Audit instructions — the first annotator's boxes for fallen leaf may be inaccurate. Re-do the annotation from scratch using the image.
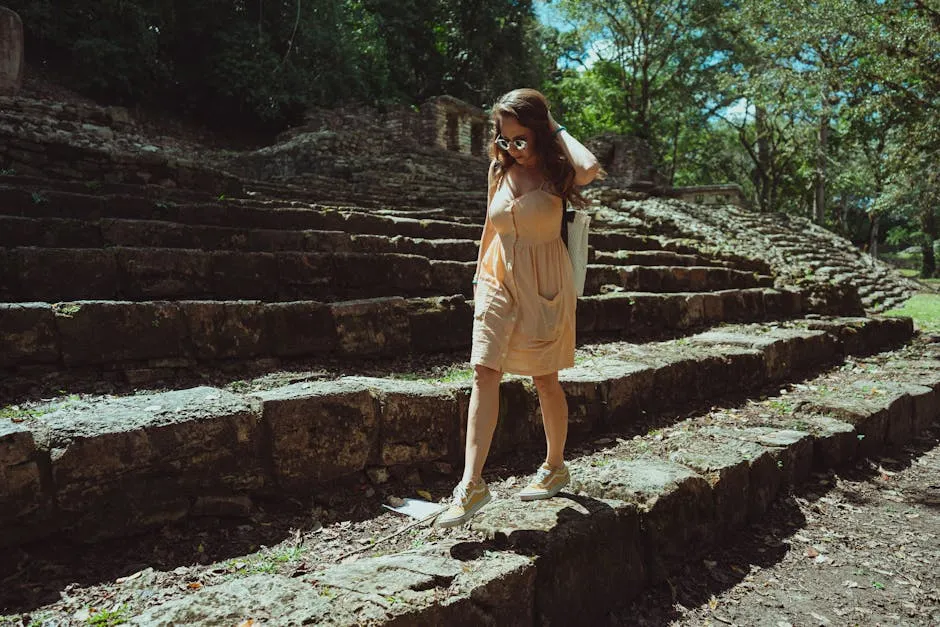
[805,547,820,558]
[187,582,202,590]
[237,620,255,627]
[417,490,433,501]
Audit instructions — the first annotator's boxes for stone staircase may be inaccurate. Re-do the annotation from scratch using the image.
[0,97,933,625]
[592,193,919,314]
[1,175,801,401]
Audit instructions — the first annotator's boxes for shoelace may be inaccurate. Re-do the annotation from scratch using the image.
[451,482,470,505]
[532,466,554,484]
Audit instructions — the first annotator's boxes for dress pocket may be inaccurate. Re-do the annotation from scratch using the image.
[531,291,566,341]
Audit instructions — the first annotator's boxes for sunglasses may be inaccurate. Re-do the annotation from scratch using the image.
[495,135,528,151]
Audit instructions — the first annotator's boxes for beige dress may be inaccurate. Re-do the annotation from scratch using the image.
[470,175,577,376]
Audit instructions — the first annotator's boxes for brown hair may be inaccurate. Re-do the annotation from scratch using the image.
[488,88,585,208]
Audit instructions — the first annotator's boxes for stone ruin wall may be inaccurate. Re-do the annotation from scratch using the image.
[585,132,663,192]
[0,6,23,96]
[671,184,749,208]
[0,96,241,194]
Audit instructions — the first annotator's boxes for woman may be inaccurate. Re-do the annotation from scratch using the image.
[437,88,601,528]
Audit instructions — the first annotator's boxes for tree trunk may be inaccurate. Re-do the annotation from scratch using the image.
[813,111,829,224]
[756,106,771,212]
[869,212,880,259]
[922,209,937,278]
[668,118,680,186]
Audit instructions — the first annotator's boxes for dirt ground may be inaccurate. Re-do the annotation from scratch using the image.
[616,426,940,627]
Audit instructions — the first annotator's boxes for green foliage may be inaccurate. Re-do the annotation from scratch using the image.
[9,0,548,130]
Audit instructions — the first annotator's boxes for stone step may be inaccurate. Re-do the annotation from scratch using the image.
[0,247,471,302]
[0,216,480,260]
[0,186,484,240]
[0,287,807,385]
[585,264,773,293]
[593,249,730,268]
[109,333,938,627]
[0,315,916,549]
[0,244,776,303]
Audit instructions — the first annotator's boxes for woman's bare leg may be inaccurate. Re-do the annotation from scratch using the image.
[461,365,503,484]
[532,372,568,467]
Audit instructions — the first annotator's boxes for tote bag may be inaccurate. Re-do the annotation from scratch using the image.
[561,200,590,297]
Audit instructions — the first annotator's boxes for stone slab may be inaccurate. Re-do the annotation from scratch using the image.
[57,301,187,366]
[345,377,459,466]
[4,248,119,301]
[570,458,714,581]
[0,7,23,96]
[184,301,270,360]
[252,380,379,490]
[0,420,45,544]
[472,495,645,626]
[330,297,411,357]
[0,302,59,367]
[31,387,263,540]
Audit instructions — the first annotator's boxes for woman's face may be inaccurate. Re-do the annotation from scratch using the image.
[496,113,537,168]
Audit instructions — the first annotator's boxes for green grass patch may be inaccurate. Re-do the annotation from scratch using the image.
[86,605,130,626]
[391,365,473,384]
[883,293,940,334]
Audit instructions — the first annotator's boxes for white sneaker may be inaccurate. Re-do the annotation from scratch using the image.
[518,463,570,501]
[435,479,492,528]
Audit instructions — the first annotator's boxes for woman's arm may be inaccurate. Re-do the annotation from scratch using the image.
[548,112,600,186]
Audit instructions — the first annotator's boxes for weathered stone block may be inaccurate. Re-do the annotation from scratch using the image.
[603,361,658,426]
[264,301,337,357]
[11,248,119,301]
[319,543,534,626]
[57,301,186,366]
[591,292,636,332]
[0,7,23,96]
[739,287,765,319]
[330,297,410,357]
[805,379,922,456]
[490,378,540,456]
[631,293,681,331]
[473,496,645,625]
[275,252,334,300]
[701,291,724,322]
[909,384,939,434]
[406,295,472,353]
[253,379,378,490]
[128,573,331,626]
[347,377,458,466]
[0,421,45,543]
[32,387,263,540]
[184,301,270,360]
[571,458,714,581]
[698,427,785,520]
[117,248,212,299]
[658,431,763,532]
[209,251,278,300]
[560,365,608,436]
[692,327,835,382]
[746,427,815,486]
[678,292,705,328]
[429,259,474,296]
[0,302,59,367]
[131,544,535,627]
[302,229,354,253]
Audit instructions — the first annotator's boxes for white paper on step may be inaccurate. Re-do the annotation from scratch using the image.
[382,498,445,520]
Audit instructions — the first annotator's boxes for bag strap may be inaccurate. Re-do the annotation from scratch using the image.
[561,196,569,247]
